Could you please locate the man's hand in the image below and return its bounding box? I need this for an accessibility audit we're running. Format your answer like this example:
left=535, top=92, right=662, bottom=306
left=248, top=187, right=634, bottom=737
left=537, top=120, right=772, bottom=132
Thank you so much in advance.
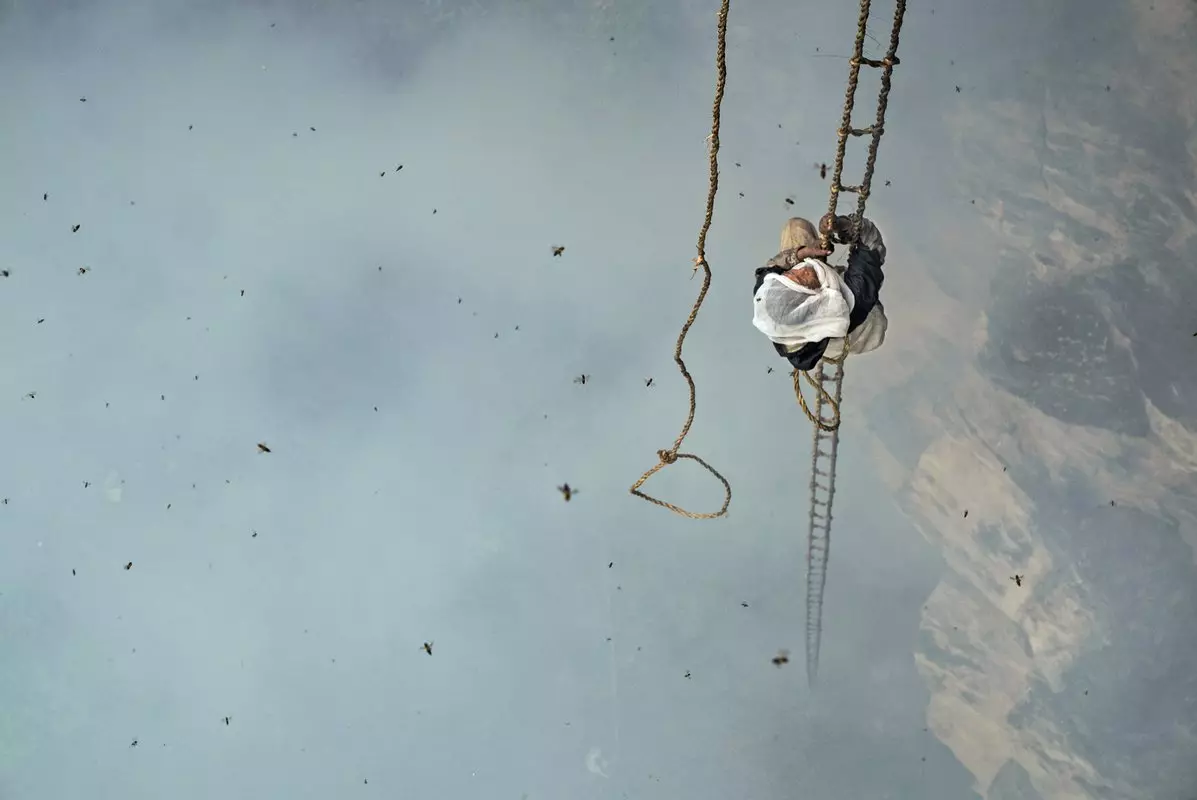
left=818, top=213, right=854, bottom=244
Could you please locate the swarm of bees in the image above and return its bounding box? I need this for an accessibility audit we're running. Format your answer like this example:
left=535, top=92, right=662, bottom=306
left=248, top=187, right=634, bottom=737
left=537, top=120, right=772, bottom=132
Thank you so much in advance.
left=256, top=442, right=271, bottom=453
left=557, top=483, right=578, bottom=502
left=772, top=650, right=791, bottom=668
left=551, top=245, right=565, bottom=257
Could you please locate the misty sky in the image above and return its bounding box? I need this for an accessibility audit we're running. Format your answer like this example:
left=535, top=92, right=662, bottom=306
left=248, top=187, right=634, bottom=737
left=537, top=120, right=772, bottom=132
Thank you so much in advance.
left=2, top=1, right=1194, bottom=798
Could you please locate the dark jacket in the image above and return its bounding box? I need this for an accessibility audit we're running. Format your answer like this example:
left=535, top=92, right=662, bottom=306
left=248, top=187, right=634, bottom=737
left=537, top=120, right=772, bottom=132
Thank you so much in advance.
left=752, top=217, right=886, bottom=372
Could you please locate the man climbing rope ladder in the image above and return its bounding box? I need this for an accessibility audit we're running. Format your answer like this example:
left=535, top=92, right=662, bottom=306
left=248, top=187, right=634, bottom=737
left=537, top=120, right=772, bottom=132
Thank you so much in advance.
left=751, top=213, right=888, bottom=371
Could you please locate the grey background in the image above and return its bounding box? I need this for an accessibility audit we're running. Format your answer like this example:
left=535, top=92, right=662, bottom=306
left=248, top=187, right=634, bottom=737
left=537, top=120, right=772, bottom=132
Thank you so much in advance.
left=1, top=0, right=1195, bottom=798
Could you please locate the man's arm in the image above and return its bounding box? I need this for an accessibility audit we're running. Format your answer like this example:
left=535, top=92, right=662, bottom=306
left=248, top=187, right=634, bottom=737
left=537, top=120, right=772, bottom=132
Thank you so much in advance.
left=839, top=217, right=886, bottom=331
left=754, top=244, right=833, bottom=296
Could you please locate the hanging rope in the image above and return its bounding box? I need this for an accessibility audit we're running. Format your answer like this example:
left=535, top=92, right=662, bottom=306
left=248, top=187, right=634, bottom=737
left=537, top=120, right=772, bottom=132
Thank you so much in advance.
left=629, top=0, right=732, bottom=520
left=792, top=0, right=906, bottom=431
left=791, top=347, right=847, bottom=433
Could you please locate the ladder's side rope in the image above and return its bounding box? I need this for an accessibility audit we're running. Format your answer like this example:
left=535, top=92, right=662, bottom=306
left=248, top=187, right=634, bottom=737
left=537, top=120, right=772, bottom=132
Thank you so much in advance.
left=629, top=0, right=732, bottom=521
left=803, top=0, right=906, bottom=689
left=793, top=0, right=907, bottom=431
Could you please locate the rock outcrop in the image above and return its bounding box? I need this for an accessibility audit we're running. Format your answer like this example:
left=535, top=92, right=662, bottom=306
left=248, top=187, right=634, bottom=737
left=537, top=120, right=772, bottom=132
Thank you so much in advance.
left=864, top=0, right=1197, bottom=797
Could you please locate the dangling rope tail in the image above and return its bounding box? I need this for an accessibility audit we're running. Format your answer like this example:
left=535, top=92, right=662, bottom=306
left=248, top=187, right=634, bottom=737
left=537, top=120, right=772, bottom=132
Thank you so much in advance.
left=629, top=0, right=733, bottom=520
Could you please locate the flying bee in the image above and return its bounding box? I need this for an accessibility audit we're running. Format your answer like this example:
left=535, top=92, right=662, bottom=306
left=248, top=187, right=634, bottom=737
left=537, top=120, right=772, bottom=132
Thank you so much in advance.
left=78, top=267, right=89, bottom=275
left=645, top=378, right=654, bottom=387
left=1010, top=574, right=1023, bottom=587
left=71, top=224, right=81, bottom=233
left=551, top=245, right=565, bottom=257
left=422, top=641, right=433, bottom=656
left=815, top=162, right=828, bottom=180
left=124, top=562, right=133, bottom=570
left=772, top=649, right=790, bottom=667
left=257, top=442, right=271, bottom=453
left=573, top=374, right=589, bottom=385
left=557, top=483, right=578, bottom=502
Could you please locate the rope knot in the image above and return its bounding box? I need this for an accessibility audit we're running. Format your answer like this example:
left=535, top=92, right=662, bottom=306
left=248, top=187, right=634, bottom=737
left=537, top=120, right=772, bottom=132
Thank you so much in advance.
left=657, top=449, right=679, bottom=465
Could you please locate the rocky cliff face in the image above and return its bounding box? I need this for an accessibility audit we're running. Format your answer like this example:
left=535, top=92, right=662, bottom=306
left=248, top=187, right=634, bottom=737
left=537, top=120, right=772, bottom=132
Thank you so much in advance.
left=865, top=0, right=1197, bottom=797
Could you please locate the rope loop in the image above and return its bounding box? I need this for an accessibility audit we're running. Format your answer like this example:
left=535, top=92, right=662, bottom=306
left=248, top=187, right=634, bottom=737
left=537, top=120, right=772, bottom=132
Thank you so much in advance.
left=630, top=452, right=732, bottom=521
